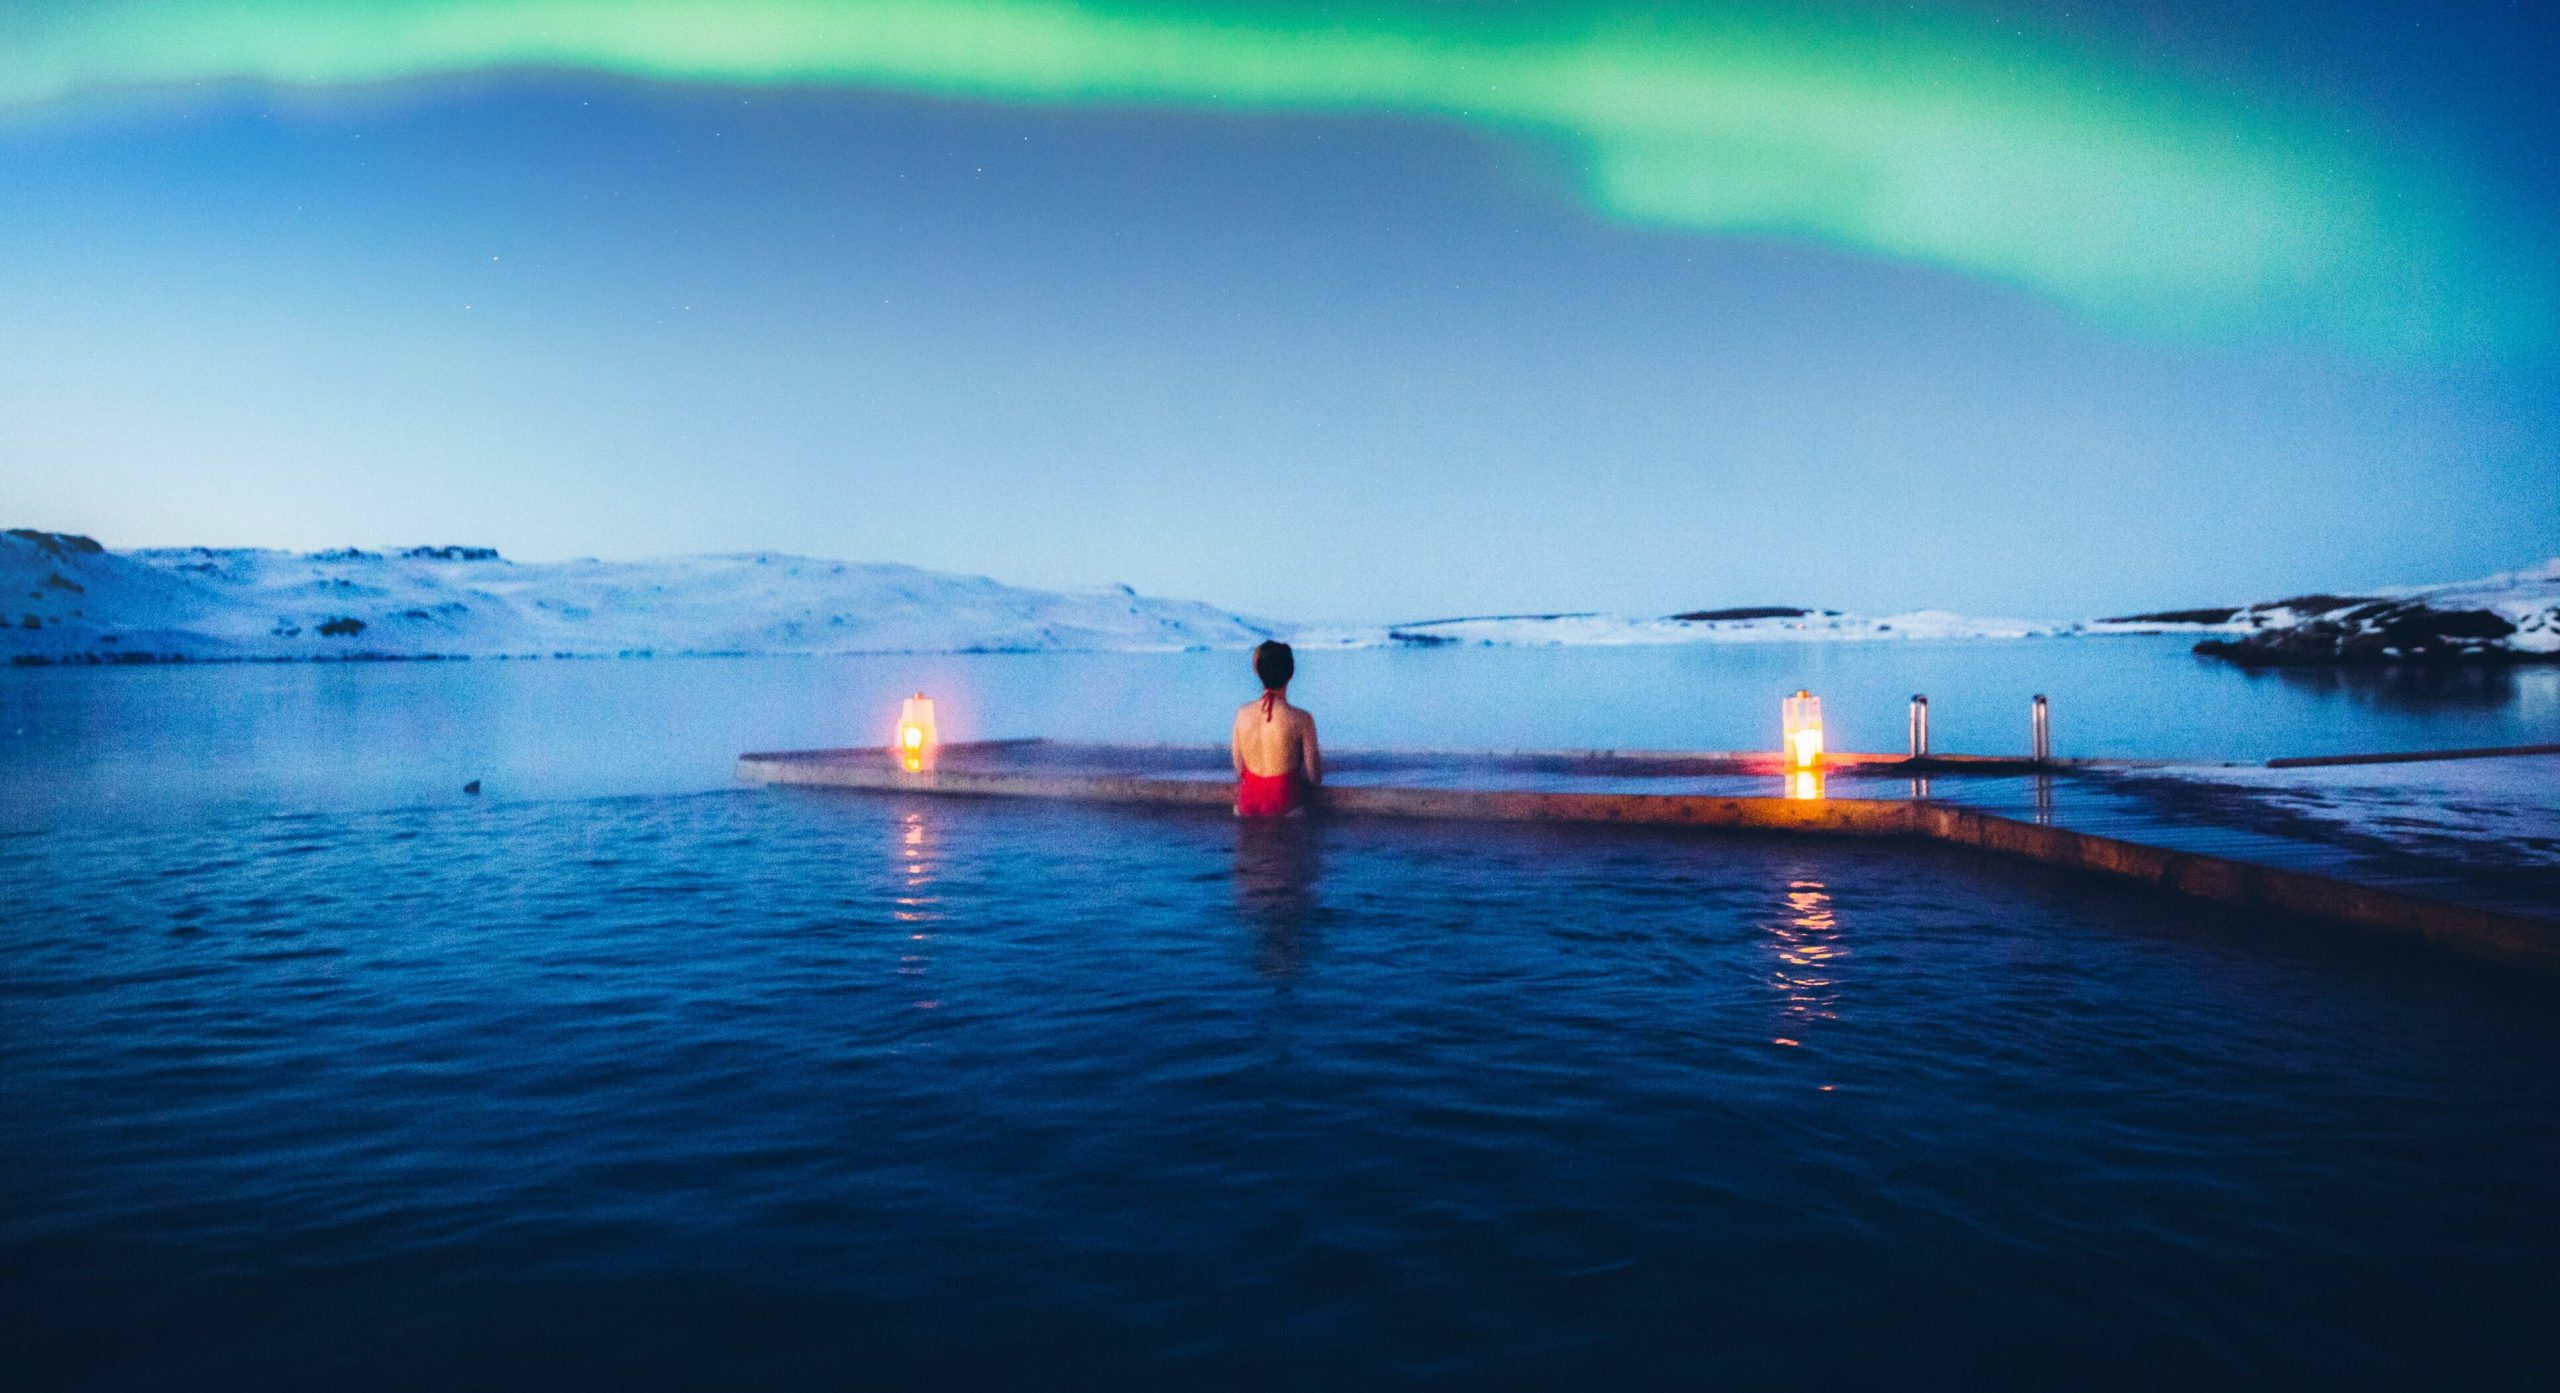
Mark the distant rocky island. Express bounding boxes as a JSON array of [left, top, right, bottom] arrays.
[[9, 528, 2554, 667], [2103, 562, 2560, 666]]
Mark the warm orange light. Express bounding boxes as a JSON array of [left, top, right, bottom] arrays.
[[893, 692, 938, 773], [1781, 689, 1824, 770], [1788, 769, 1825, 801]]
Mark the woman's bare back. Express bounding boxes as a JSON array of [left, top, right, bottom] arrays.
[[1232, 695, 1322, 785]]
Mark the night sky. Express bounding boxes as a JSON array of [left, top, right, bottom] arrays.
[[4, 1, 2553, 621]]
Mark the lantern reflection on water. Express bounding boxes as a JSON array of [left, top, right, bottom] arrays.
[[894, 693, 938, 773], [1781, 689, 1824, 770], [1788, 769, 1825, 800]]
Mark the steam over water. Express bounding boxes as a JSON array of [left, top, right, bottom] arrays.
[[6, 638, 2557, 831]]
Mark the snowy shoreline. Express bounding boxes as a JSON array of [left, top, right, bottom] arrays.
[[8, 529, 2555, 666]]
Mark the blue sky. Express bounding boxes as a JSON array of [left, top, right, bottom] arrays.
[[1, 1, 2553, 622]]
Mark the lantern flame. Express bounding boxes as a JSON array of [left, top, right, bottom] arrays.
[[894, 692, 937, 773], [1781, 689, 1824, 771]]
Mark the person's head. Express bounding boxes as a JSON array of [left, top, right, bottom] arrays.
[[1253, 640, 1295, 692]]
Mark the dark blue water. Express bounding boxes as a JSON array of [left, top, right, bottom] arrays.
[[6, 649, 2559, 1386], [5, 639, 2557, 831], [6, 788, 2557, 1388]]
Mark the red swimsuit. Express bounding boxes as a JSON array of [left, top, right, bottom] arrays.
[[1236, 691, 1305, 817]]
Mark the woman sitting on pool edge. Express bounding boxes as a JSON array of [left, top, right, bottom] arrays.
[[1233, 640, 1321, 817]]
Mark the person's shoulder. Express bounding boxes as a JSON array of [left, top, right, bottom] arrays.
[[1291, 703, 1317, 729]]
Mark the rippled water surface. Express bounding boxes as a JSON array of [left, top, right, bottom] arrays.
[[7, 786, 2558, 1388]]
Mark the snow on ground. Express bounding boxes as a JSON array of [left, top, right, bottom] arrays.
[[2079, 616, 2256, 637], [15, 525, 2557, 665], [2405, 559, 2560, 654], [2144, 755, 2560, 870], [2, 531, 1272, 660], [0, 529, 2123, 662], [1304, 607, 2073, 648]]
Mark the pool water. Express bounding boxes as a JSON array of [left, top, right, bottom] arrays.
[[6, 788, 2555, 1387], [6, 639, 2557, 832]]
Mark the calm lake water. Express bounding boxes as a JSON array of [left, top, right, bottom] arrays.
[[5, 642, 2558, 1387], [5, 637, 2558, 831]]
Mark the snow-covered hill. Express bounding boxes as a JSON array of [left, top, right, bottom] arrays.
[[2, 530, 1272, 662], [15, 527, 2550, 666], [2176, 561, 2560, 665]]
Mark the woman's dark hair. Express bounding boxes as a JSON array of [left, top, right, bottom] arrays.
[[1253, 640, 1295, 691]]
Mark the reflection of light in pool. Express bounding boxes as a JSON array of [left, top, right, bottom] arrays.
[[896, 810, 939, 1008], [1767, 878, 1844, 1040], [1788, 769, 1825, 800]]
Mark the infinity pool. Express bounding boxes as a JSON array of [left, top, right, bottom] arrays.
[[6, 788, 2554, 1387]]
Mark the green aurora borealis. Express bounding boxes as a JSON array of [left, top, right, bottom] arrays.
[[4, 0, 2545, 356]]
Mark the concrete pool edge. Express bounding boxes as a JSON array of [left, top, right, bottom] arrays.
[[739, 743, 2560, 974]]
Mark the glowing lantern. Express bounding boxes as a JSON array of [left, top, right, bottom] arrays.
[[894, 693, 937, 773], [1788, 769, 1825, 801], [1781, 690, 1824, 770]]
